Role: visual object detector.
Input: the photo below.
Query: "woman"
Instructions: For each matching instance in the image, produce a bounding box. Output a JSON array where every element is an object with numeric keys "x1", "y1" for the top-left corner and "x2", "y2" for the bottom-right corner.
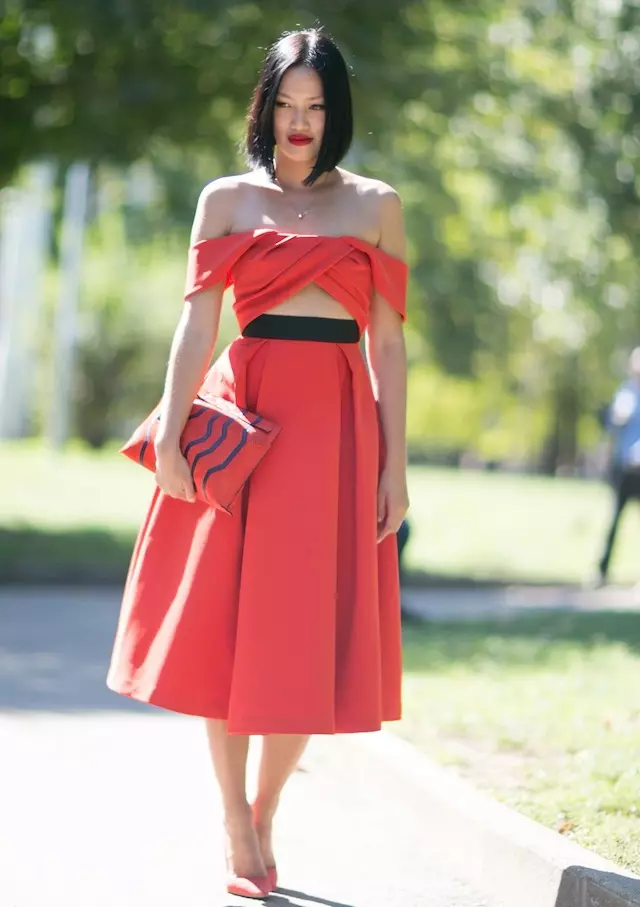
[{"x1": 107, "y1": 27, "x2": 409, "y2": 899}]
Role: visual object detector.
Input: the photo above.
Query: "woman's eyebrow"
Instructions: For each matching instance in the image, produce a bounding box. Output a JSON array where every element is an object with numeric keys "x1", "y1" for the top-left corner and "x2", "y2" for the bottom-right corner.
[{"x1": 277, "y1": 92, "x2": 324, "y2": 100}]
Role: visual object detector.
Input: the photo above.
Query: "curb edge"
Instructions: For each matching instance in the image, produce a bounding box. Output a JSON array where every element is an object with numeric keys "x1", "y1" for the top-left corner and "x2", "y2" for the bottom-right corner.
[{"x1": 353, "y1": 729, "x2": 640, "y2": 907}]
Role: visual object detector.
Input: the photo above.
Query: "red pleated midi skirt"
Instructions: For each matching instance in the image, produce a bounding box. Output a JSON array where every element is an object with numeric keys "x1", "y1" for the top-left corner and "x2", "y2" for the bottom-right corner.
[{"x1": 107, "y1": 333, "x2": 403, "y2": 734}]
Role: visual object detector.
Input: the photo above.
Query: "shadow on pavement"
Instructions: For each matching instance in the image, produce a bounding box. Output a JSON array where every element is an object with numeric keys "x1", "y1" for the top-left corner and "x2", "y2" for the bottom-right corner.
[
  {"x1": 273, "y1": 890, "x2": 356, "y2": 906},
  {"x1": 222, "y1": 890, "x2": 356, "y2": 907},
  {"x1": 0, "y1": 586, "x2": 155, "y2": 713}
]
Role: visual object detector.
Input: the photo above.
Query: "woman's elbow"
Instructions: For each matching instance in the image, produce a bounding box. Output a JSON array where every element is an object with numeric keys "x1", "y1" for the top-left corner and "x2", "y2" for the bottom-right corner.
[{"x1": 368, "y1": 327, "x2": 406, "y2": 360}]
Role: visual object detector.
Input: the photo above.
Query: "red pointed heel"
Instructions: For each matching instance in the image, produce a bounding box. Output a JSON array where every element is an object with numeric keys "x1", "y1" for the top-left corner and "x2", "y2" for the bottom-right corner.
[
  {"x1": 226, "y1": 874, "x2": 271, "y2": 899},
  {"x1": 266, "y1": 866, "x2": 278, "y2": 891}
]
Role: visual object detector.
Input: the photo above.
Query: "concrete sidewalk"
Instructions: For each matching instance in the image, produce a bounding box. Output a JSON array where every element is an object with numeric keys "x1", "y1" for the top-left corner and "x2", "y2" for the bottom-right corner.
[
  {"x1": 1, "y1": 714, "x2": 496, "y2": 907},
  {"x1": 3, "y1": 585, "x2": 640, "y2": 906},
  {"x1": 0, "y1": 586, "x2": 493, "y2": 907},
  {"x1": 401, "y1": 581, "x2": 640, "y2": 622}
]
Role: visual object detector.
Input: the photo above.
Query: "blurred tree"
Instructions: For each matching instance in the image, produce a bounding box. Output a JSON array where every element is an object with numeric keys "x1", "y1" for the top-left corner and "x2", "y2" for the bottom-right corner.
[
  {"x1": 0, "y1": 0, "x2": 421, "y2": 184},
  {"x1": 380, "y1": 1, "x2": 640, "y2": 469},
  {"x1": 5, "y1": 0, "x2": 640, "y2": 468}
]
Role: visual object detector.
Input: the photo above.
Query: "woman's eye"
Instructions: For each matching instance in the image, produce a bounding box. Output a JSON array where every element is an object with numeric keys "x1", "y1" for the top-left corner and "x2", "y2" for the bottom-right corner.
[{"x1": 275, "y1": 101, "x2": 324, "y2": 110}]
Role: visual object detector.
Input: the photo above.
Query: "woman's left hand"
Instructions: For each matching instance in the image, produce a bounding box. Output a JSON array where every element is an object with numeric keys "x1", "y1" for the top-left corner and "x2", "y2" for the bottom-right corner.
[{"x1": 377, "y1": 466, "x2": 410, "y2": 543}]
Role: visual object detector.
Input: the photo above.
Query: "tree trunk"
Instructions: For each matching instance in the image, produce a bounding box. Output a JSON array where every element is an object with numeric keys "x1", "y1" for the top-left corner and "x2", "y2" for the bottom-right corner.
[{"x1": 539, "y1": 356, "x2": 582, "y2": 475}]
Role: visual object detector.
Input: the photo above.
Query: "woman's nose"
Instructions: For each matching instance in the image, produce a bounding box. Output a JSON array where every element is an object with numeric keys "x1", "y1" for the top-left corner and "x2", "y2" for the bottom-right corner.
[{"x1": 290, "y1": 108, "x2": 309, "y2": 129}]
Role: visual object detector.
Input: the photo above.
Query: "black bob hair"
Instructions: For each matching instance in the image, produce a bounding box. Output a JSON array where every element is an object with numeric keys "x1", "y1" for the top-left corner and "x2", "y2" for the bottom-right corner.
[{"x1": 245, "y1": 29, "x2": 353, "y2": 186}]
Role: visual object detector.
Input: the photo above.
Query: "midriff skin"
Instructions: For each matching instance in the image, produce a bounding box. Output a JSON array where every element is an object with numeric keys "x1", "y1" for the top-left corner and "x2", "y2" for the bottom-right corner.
[{"x1": 266, "y1": 283, "x2": 354, "y2": 320}]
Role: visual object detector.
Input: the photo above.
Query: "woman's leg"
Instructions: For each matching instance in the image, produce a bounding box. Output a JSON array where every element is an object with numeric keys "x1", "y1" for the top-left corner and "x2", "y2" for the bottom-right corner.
[
  {"x1": 204, "y1": 719, "x2": 265, "y2": 879},
  {"x1": 252, "y1": 734, "x2": 310, "y2": 869}
]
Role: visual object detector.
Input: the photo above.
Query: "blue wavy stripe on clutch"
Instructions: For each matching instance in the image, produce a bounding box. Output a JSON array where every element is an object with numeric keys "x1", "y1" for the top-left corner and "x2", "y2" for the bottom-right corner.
[
  {"x1": 188, "y1": 413, "x2": 264, "y2": 480},
  {"x1": 201, "y1": 430, "x2": 250, "y2": 497},
  {"x1": 183, "y1": 412, "x2": 222, "y2": 459},
  {"x1": 189, "y1": 416, "x2": 233, "y2": 475}
]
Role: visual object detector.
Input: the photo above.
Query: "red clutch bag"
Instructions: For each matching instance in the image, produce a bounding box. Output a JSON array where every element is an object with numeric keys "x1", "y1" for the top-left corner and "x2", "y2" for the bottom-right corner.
[{"x1": 120, "y1": 392, "x2": 281, "y2": 513}]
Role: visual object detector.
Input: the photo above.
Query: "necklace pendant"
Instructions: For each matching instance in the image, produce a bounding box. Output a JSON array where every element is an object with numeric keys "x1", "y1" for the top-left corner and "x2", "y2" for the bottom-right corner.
[{"x1": 297, "y1": 212, "x2": 305, "y2": 219}]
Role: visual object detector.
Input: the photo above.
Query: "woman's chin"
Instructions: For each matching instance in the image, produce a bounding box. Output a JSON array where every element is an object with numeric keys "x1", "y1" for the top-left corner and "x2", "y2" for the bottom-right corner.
[{"x1": 276, "y1": 144, "x2": 317, "y2": 166}]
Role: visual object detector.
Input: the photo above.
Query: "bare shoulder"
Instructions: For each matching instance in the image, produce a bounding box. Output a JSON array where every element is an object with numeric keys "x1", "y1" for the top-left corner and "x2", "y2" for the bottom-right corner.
[
  {"x1": 341, "y1": 169, "x2": 396, "y2": 197},
  {"x1": 340, "y1": 170, "x2": 405, "y2": 258},
  {"x1": 190, "y1": 172, "x2": 255, "y2": 243}
]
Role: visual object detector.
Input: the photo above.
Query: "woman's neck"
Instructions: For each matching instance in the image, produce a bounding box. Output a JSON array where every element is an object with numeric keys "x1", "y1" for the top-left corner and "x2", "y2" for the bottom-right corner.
[{"x1": 273, "y1": 153, "x2": 332, "y2": 191}]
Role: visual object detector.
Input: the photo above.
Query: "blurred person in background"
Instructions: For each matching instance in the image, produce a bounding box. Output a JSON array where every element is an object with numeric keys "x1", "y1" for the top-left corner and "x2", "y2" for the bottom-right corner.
[
  {"x1": 595, "y1": 347, "x2": 640, "y2": 586},
  {"x1": 107, "y1": 28, "x2": 409, "y2": 900}
]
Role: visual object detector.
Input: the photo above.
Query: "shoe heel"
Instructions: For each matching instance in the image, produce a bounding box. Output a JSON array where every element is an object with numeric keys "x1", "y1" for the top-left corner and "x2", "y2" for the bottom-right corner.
[
  {"x1": 266, "y1": 865, "x2": 278, "y2": 891},
  {"x1": 226, "y1": 874, "x2": 271, "y2": 899}
]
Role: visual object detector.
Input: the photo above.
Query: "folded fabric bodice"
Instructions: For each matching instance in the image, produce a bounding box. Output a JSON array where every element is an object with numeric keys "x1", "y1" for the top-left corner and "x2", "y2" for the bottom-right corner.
[{"x1": 184, "y1": 228, "x2": 408, "y2": 333}]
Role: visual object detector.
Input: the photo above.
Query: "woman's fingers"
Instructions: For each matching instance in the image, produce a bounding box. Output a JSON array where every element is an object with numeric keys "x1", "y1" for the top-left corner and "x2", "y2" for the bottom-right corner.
[
  {"x1": 377, "y1": 487, "x2": 389, "y2": 541},
  {"x1": 377, "y1": 485, "x2": 386, "y2": 525},
  {"x1": 156, "y1": 451, "x2": 196, "y2": 502},
  {"x1": 377, "y1": 500, "x2": 407, "y2": 543}
]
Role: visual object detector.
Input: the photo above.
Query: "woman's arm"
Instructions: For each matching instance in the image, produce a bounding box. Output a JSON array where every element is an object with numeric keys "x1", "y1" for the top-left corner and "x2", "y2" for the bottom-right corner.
[
  {"x1": 365, "y1": 187, "x2": 410, "y2": 542},
  {"x1": 154, "y1": 179, "x2": 236, "y2": 502}
]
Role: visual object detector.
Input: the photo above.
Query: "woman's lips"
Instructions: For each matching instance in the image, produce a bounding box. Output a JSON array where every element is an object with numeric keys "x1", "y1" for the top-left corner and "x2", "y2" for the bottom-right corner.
[{"x1": 288, "y1": 135, "x2": 313, "y2": 146}]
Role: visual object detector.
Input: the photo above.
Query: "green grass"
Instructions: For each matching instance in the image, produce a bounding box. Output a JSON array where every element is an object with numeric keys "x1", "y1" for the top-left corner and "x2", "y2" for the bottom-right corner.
[
  {"x1": 404, "y1": 467, "x2": 639, "y2": 585},
  {"x1": 0, "y1": 441, "x2": 153, "y2": 531},
  {"x1": 400, "y1": 612, "x2": 640, "y2": 872},
  {"x1": 0, "y1": 441, "x2": 153, "y2": 582},
  {"x1": 0, "y1": 441, "x2": 638, "y2": 584}
]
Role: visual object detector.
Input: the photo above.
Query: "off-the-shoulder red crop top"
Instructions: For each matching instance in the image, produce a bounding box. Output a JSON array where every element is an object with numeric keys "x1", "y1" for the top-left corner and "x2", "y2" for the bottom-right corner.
[{"x1": 183, "y1": 228, "x2": 408, "y2": 334}]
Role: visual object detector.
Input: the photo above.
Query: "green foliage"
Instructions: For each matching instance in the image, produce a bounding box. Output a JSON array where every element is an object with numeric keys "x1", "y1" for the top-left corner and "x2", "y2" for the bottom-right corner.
[
  {"x1": 5, "y1": 1, "x2": 640, "y2": 466},
  {"x1": 386, "y1": 1, "x2": 640, "y2": 466},
  {"x1": 406, "y1": 362, "x2": 549, "y2": 463},
  {"x1": 0, "y1": 1, "x2": 418, "y2": 183},
  {"x1": 73, "y1": 291, "x2": 162, "y2": 448},
  {"x1": 67, "y1": 168, "x2": 245, "y2": 447}
]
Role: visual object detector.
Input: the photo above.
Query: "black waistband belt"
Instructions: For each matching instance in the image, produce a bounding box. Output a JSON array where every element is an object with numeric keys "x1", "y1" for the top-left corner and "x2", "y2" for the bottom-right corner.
[{"x1": 242, "y1": 314, "x2": 360, "y2": 343}]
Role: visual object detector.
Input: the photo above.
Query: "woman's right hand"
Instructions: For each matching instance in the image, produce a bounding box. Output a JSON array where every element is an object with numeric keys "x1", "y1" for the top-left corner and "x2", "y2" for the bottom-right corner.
[{"x1": 155, "y1": 441, "x2": 196, "y2": 503}]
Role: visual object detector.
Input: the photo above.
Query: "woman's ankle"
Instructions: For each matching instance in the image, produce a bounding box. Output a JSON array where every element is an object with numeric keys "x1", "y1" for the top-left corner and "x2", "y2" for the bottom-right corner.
[
  {"x1": 223, "y1": 800, "x2": 253, "y2": 830},
  {"x1": 251, "y1": 807, "x2": 276, "y2": 868},
  {"x1": 251, "y1": 795, "x2": 279, "y2": 826},
  {"x1": 224, "y1": 806, "x2": 266, "y2": 878}
]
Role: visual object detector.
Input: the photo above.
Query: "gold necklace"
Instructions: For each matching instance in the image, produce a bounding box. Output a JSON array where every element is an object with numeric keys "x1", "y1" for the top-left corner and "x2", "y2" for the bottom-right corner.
[
  {"x1": 291, "y1": 201, "x2": 313, "y2": 220},
  {"x1": 282, "y1": 191, "x2": 314, "y2": 220},
  {"x1": 275, "y1": 179, "x2": 317, "y2": 220}
]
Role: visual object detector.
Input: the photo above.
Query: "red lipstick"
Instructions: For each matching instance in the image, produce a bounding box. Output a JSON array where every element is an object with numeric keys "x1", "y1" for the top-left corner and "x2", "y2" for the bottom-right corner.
[{"x1": 288, "y1": 134, "x2": 313, "y2": 146}]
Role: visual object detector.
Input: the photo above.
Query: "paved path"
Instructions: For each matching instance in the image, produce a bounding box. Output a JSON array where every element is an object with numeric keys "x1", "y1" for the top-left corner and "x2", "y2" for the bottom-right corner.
[
  {"x1": 401, "y1": 582, "x2": 640, "y2": 621},
  {"x1": 0, "y1": 587, "x2": 494, "y2": 907}
]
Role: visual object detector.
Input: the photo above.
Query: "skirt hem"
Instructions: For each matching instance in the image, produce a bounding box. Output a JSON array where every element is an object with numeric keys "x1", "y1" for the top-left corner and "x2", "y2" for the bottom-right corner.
[{"x1": 106, "y1": 679, "x2": 401, "y2": 734}]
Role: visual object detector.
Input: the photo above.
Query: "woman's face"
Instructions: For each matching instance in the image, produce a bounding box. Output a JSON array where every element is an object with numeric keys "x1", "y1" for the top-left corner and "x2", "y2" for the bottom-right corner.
[{"x1": 273, "y1": 65, "x2": 326, "y2": 166}]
